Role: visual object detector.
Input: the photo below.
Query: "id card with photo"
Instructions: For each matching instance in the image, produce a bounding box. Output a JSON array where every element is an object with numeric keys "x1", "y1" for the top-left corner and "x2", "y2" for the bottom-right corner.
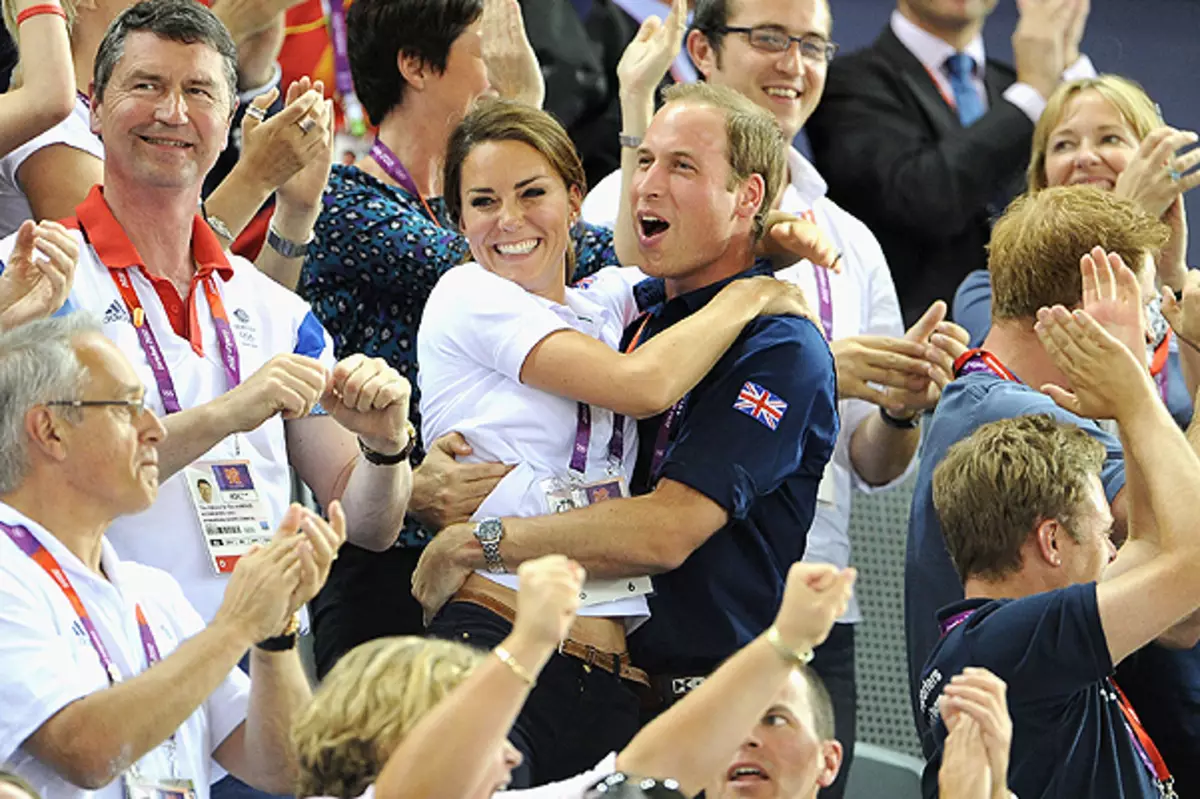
[{"x1": 184, "y1": 460, "x2": 274, "y2": 574}]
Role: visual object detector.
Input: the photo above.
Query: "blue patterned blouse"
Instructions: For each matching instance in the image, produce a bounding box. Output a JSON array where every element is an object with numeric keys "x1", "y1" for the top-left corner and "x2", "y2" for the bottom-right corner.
[{"x1": 300, "y1": 164, "x2": 617, "y2": 547}]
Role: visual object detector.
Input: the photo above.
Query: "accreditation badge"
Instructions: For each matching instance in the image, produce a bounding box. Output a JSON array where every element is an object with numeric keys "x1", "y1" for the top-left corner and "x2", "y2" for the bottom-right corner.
[
  {"x1": 125, "y1": 778, "x2": 198, "y2": 799},
  {"x1": 184, "y1": 460, "x2": 274, "y2": 574},
  {"x1": 539, "y1": 472, "x2": 654, "y2": 607}
]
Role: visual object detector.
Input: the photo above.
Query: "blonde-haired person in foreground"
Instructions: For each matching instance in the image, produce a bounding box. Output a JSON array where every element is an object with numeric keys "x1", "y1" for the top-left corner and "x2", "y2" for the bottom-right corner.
[{"x1": 293, "y1": 556, "x2": 856, "y2": 799}]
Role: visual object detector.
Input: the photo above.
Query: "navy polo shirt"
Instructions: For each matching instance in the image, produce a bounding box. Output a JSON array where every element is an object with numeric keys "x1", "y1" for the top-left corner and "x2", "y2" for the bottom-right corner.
[
  {"x1": 906, "y1": 371, "x2": 1126, "y2": 736},
  {"x1": 622, "y1": 263, "x2": 840, "y2": 675},
  {"x1": 918, "y1": 585, "x2": 1158, "y2": 799}
]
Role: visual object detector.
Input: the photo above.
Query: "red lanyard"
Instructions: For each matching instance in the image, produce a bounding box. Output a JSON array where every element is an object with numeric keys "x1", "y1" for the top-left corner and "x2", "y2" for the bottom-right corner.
[
  {"x1": 107, "y1": 267, "x2": 241, "y2": 415},
  {"x1": 952, "y1": 348, "x2": 1018, "y2": 382},
  {"x1": 1, "y1": 522, "x2": 161, "y2": 684},
  {"x1": 1150, "y1": 331, "x2": 1171, "y2": 404},
  {"x1": 1109, "y1": 678, "x2": 1175, "y2": 792}
]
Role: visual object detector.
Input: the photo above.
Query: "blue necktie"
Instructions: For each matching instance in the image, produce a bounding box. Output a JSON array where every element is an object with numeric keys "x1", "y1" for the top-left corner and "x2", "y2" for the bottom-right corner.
[{"x1": 944, "y1": 53, "x2": 984, "y2": 127}]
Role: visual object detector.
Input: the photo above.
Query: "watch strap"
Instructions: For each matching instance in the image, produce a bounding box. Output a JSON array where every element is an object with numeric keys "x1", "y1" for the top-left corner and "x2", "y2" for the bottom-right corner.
[{"x1": 266, "y1": 223, "x2": 313, "y2": 259}]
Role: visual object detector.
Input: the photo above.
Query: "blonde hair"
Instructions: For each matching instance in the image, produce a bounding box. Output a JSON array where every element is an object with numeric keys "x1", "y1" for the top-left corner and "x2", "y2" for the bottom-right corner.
[
  {"x1": 1028, "y1": 75, "x2": 1164, "y2": 193},
  {"x1": 933, "y1": 415, "x2": 1106, "y2": 583},
  {"x1": 661, "y1": 82, "x2": 787, "y2": 242},
  {"x1": 291, "y1": 637, "x2": 485, "y2": 799},
  {"x1": 987, "y1": 186, "x2": 1169, "y2": 320}
]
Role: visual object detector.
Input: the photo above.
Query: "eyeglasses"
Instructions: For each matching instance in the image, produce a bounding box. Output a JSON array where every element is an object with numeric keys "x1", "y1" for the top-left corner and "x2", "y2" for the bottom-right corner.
[
  {"x1": 718, "y1": 26, "x2": 839, "y2": 64},
  {"x1": 46, "y1": 397, "x2": 149, "y2": 419}
]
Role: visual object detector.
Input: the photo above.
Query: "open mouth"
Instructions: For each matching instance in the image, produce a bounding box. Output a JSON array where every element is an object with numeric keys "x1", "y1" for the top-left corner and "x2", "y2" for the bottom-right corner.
[
  {"x1": 638, "y1": 213, "x2": 671, "y2": 239},
  {"x1": 493, "y1": 238, "x2": 540, "y2": 257},
  {"x1": 727, "y1": 765, "x2": 770, "y2": 784}
]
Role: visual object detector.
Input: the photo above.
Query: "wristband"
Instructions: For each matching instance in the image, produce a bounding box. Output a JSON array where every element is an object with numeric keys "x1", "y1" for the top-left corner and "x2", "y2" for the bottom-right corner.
[
  {"x1": 494, "y1": 646, "x2": 536, "y2": 685},
  {"x1": 358, "y1": 421, "x2": 416, "y2": 465},
  {"x1": 765, "y1": 625, "x2": 814, "y2": 668},
  {"x1": 16, "y1": 4, "x2": 66, "y2": 24},
  {"x1": 618, "y1": 133, "x2": 642, "y2": 149},
  {"x1": 879, "y1": 406, "x2": 920, "y2": 429}
]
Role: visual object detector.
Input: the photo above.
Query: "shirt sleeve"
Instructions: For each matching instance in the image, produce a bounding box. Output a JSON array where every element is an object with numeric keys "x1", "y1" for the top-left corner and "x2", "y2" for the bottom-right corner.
[
  {"x1": 0, "y1": 577, "x2": 98, "y2": 762},
  {"x1": 424, "y1": 264, "x2": 575, "y2": 383},
  {"x1": 497, "y1": 752, "x2": 618, "y2": 798},
  {"x1": 659, "y1": 318, "x2": 840, "y2": 519},
  {"x1": 958, "y1": 583, "x2": 1113, "y2": 702},
  {"x1": 574, "y1": 266, "x2": 649, "y2": 328}
]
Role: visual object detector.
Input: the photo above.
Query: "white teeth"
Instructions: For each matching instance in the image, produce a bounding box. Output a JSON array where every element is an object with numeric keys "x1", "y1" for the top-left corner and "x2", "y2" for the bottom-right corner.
[
  {"x1": 765, "y1": 87, "x2": 799, "y2": 99},
  {"x1": 731, "y1": 767, "x2": 765, "y2": 778},
  {"x1": 144, "y1": 137, "x2": 189, "y2": 148},
  {"x1": 640, "y1": 214, "x2": 665, "y2": 222},
  {"x1": 495, "y1": 239, "x2": 538, "y2": 255}
]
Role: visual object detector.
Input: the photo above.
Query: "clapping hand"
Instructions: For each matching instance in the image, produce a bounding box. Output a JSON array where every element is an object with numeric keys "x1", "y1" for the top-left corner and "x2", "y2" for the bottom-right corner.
[
  {"x1": 482, "y1": 0, "x2": 544, "y2": 107},
  {"x1": 0, "y1": 220, "x2": 78, "y2": 332},
  {"x1": 940, "y1": 668, "x2": 1013, "y2": 799}
]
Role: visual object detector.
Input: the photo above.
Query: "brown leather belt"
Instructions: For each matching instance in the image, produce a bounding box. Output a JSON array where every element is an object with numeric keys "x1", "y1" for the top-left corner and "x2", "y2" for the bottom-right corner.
[{"x1": 452, "y1": 583, "x2": 650, "y2": 687}]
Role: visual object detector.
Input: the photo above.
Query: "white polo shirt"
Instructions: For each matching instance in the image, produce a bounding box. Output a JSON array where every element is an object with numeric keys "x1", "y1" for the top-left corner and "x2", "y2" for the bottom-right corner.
[
  {"x1": 0, "y1": 185, "x2": 337, "y2": 623},
  {"x1": 581, "y1": 148, "x2": 915, "y2": 622},
  {"x1": 0, "y1": 96, "x2": 104, "y2": 238},
  {"x1": 417, "y1": 262, "x2": 649, "y2": 620},
  {"x1": 0, "y1": 501, "x2": 250, "y2": 799}
]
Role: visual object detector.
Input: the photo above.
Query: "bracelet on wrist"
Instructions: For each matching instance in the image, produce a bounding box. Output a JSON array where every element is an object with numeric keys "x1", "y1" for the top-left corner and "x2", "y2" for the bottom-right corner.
[
  {"x1": 618, "y1": 133, "x2": 642, "y2": 149},
  {"x1": 764, "y1": 625, "x2": 814, "y2": 668},
  {"x1": 879, "y1": 406, "x2": 920, "y2": 429},
  {"x1": 266, "y1": 222, "x2": 313, "y2": 259},
  {"x1": 16, "y1": 3, "x2": 66, "y2": 24},
  {"x1": 256, "y1": 612, "x2": 300, "y2": 651},
  {"x1": 493, "y1": 645, "x2": 536, "y2": 685}
]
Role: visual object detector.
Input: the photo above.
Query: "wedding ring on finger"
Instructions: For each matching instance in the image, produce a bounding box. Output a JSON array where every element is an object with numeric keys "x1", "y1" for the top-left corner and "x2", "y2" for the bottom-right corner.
[
  {"x1": 245, "y1": 104, "x2": 267, "y2": 122},
  {"x1": 297, "y1": 116, "x2": 318, "y2": 135},
  {"x1": 1169, "y1": 164, "x2": 1183, "y2": 183}
]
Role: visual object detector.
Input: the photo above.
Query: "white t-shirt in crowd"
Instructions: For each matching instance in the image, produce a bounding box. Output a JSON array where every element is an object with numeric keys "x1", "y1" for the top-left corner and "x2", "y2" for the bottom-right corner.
[
  {"x1": 581, "y1": 148, "x2": 915, "y2": 623},
  {"x1": 0, "y1": 501, "x2": 250, "y2": 799},
  {"x1": 0, "y1": 187, "x2": 338, "y2": 623},
  {"x1": 418, "y1": 262, "x2": 649, "y2": 620},
  {"x1": 0, "y1": 96, "x2": 104, "y2": 238}
]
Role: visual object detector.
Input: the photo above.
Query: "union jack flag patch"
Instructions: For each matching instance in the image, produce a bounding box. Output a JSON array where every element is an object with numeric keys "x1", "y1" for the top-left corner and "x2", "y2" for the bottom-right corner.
[{"x1": 733, "y1": 381, "x2": 788, "y2": 430}]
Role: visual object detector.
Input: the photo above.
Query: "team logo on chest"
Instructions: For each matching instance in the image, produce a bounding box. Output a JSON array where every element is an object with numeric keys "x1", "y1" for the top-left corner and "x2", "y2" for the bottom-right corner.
[
  {"x1": 733, "y1": 381, "x2": 788, "y2": 430},
  {"x1": 231, "y1": 307, "x2": 259, "y2": 348}
]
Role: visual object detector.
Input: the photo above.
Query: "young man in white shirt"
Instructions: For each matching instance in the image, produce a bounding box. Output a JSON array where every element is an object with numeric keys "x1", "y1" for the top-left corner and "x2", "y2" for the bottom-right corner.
[
  {"x1": 579, "y1": 2, "x2": 967, "y2": 791},
  {"x1": 0, "y1": 314, "x2": 346, "y2": 799}
]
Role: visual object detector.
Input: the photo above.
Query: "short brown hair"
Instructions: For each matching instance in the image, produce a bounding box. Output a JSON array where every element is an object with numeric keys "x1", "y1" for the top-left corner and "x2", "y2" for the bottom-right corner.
[
  {"x1": 1028, "y1": 75, "x2": 1163, "y2": 193},
  {"x1": 987, "y1": 186, "x2": 1170, "y2": 320},
  {"x1": 661, "y1": 82, "x2": 787, "y2": 242},
  {"x1": 933, "y1": 415, "x2": 1106, "y2": 584},
  {"x1": 443, "y1": 98, "x2": 587, "y2": 279},
  {"x1": 291, "y1": 637, "x2": 483, "y2": 799}
]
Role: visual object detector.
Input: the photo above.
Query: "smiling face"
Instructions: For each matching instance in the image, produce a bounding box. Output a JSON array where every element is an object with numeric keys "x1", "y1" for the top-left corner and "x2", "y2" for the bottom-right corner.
[
  {"x1": 706, "y1": 672, "x2": 842, "y2": 799},
  {"x1": 92, "y1": 31, "x2": 233, "y2": 191},
  {"x1": 458, "y1": 138, "x2": 582, "y2": 302},
  {"x1": 1043, "y1": 90, "x2": 1142, "y2": 192},
  {"x1": 688, "y1": 0, "x2": 832, "y2": 140},
  {"x1": 1053, "y1": 474, "x2": 1118, "y2": 586}
]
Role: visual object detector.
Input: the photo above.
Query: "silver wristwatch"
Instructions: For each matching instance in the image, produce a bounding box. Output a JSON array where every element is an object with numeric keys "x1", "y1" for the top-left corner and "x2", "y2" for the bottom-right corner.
[{"x1": 474, "y1": 517, "x2": 506, "y2": 574}]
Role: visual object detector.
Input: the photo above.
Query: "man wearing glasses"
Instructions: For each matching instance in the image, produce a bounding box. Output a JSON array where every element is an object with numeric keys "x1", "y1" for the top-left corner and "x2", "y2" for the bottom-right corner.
[
  {"x1": 581, "y1": 3, "x2": 969, "y2": 795},
  {"x1": 805, "y1": 0, "x2": 1095, "y2": 326}
]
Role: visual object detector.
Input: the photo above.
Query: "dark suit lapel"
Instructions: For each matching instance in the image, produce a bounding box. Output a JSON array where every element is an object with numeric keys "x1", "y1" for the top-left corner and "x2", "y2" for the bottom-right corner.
[
  {"x1": 983, "y1": 61, "x2": 1013, "y2": 108},
  {"x1": 873, "y1": 26, "x2": 961, "y2": 136}
]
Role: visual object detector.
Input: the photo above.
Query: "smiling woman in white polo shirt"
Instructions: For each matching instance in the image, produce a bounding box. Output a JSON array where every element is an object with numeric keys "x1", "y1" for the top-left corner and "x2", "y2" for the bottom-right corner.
[{"x1": 414, "y1": 98, "x2": 813, "y2": 789}]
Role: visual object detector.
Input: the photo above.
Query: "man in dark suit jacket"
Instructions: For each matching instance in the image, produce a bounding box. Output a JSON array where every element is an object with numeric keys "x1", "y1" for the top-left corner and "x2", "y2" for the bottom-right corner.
[{"x1": 805, "y1": 0, "x2": 1092, "y2": 325}]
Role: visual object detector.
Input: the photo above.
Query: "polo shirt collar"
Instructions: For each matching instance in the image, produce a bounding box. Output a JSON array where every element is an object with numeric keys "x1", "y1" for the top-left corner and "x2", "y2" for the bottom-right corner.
[
  {"x1": 934, "y1": 596, "x2": 994, "y2": 626},
  {"x1": 74, "y1": 185, "x2": 234, "y2": 281}
]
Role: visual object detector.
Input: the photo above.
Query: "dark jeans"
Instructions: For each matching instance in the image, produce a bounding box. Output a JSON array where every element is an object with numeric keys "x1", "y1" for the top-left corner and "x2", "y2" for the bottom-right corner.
[
  {"x1": 428, "y1": 600, "x2": 641, "y2": 788},
  {"x1": 309, "y1": 543, "x2": 426, "y2": 679},
  {"x1": 810, "y1": 623, "x2": 857, "y2": 799}
]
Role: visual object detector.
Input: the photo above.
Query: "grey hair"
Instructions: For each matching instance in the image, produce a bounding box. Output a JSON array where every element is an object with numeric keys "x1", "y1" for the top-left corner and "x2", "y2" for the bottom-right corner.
[
  {"x1": 0, "y1": 315, "x2": 101, "y2": 495},
  {"x1": 93, "y1": 0, "x2": 238, "y2": 112}
]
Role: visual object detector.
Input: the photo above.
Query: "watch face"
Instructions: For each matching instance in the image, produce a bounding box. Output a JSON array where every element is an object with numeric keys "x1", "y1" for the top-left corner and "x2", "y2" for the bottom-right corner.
[{"x1": 476, "y1": 518, "x2": 503, "y2": 543}]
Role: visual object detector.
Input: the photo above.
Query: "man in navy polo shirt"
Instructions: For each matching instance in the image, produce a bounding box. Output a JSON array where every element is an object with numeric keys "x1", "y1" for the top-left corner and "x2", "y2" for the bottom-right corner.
[
  {"x1": 918, "y1": 278, "x2": 1200, "y2": 796},
  {"x1": 904, "y1": 187, "x2": 1200, "y2": 762},
  {"x1": 413, "y1": 82, "x2": 838, "y2": 708}
]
